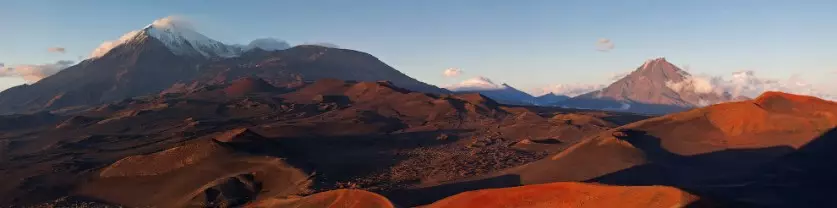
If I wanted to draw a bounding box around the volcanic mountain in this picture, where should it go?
[560,57,738,114]
[445,77,536,105]
[0,17,445,115]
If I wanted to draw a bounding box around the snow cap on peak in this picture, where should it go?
[445,76,508,91]
[89,15,289,59]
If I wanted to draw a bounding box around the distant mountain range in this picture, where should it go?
[0,19,445,114]
[445,58,745,114]
[0,18,749,115]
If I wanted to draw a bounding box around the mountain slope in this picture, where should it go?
[493,91,836,192]
[445,77,535,105]
[0,78,642,206]
[560,58,737,114]
[0,17,445,114]
[0,33,199,114]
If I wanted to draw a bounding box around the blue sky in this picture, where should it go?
[1,0,836,95]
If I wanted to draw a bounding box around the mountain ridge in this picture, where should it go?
[0,17,446,115]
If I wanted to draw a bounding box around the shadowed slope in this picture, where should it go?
[396,92,836,207]
[0,79,642,207]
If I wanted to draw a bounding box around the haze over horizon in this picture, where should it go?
[1,0,836,99]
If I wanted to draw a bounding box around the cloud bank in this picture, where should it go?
[665,70,836,100]
[665,75,719,94]
[528,83,605,97]
[443,68,463,77]
[0,60,75,83]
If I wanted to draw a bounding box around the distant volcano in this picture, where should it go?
[445,77,536,105]
[0,17,446,114]
[560,57,739,114]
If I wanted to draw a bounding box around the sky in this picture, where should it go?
[1,0,836,97]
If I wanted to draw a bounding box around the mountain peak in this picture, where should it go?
[90,16,290,59]
[638,57,680,73]
[630,57,688,82]
[642,57,667,65]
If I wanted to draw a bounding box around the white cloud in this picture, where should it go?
[664,70,835,101]
[443,68,463,77]
[0,60,75,83]
[609,71,630,82]
[48,47,66,53]
[90,30,141,58]
[665,75,720,94]
[150,15,193,30]
[596,38,615,52]
[528,83,605,97]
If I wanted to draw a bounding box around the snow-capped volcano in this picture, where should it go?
[445,77,536,105]
[91,16,289,58]
[445,76,508,91]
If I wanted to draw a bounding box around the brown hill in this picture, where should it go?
[247,189,395,208]
[222,77,280,97]
[422,182,699,208]
[495,91,836,188]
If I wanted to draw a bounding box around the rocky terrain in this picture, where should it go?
[0,77,646,207]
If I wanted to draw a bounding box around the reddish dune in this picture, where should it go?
[422,182,698,208]
[484,91,837,187]
[247,189,395,208]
